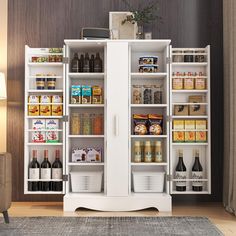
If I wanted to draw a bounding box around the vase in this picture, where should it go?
[136,25,144,39]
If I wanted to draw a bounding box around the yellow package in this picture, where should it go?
[28,105,39,116]
[40,105,51,116]
[196,131,207,142]
[185,131,195,142]
[185,120,195,130]
[196,120,207,130]
[173,131,184,142]
[52,105,63,116]
[173,120,184,130]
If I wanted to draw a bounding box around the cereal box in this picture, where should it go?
[174,105,188,116]
[92,86,102,104]
[51,105,63,116]
[52,95,63,103]
[40,95,51,103]
[46,119,59,129]
[71,85,81,104]
[28,105,40,116]
[173,131,184,142]
[28,95,40,103]
[46,131,59,143]
[196,120,207,130]
[86,148,102,162]
[40,105,51,116]
[82,85,92,104]
[173,120,184,130]
[32,119,45,130]
[185,131,196,142]
[185,120,195,130]
[196,131,207,142]
[32,131,46,143]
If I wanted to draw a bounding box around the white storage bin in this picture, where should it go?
[70,171,103,193]
[132,171,165,193]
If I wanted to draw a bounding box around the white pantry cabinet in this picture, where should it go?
[24,40,211,212]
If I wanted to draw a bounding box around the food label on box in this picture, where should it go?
[86,148,102,162]
[46,119,59,129]
[196,120,207,130]
[46,131,59,143]
[32,131,46,143]
[82,85,92,104]
[32,119,45,130]
[40,105,51,116]
[72,148,87,162]
[173,131,184,142]
[196,131,207,142]
[173,120,184,130]
[185,131,196,142]
[185,120,195,130]
[40,95,51,103]
[51,105,63,116]
[71,85,81,104]
[28,95,40,103]
[52,95,63,103]
[28,105,40,116]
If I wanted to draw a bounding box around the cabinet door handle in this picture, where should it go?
[114,115,119,136]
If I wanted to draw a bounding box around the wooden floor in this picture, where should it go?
[1,202,236,235]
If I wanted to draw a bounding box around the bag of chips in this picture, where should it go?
[148,114,163,135]
[133,114,148,135]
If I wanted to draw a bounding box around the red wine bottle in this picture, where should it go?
[94,53,102,72]
[89,54,95,72]
[192,150,203,191]
[83,53,90,72]
[41,150,51,191]
[71,53,80,72]
[28,150,40,191]
[175,149,187,191]
[52,149,63,192]
[80,54,84,72]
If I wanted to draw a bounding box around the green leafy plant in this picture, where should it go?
[121,0,162,25]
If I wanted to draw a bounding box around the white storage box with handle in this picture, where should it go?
[132,171,165,193]
[70,171,103,193]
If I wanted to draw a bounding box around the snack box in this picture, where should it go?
[196,131,207,142]
[46,119,59,129]
[51,105,63,116]
[32,131,46,143]
[72,148,87,162]
[172,78,183,90]
[52,95,63,103]
[28,95,40,104]
[82,85,92,104]
[173,120,184,130]
[185,120,195,130]
[40,95,51,103]
[32,119,46,130]
[196,120,207,130]
[86,148,102,162]
[189,95,206,115]
[46,131,59,143]
[185,131,196,142]
[139,56,158,65]
[40,105,51,116]
[71,85,81,104]
[139,65,158,73]
[173,131,184,142]
[174,105,188,116]
[28,105,40,116]
[92,86,102,104]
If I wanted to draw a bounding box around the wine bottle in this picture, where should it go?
[175,149,187,191]
[94,53,102,72]
[71,53,80,72]
[192,150,203,191]
[83,53,90,72]
[52,149,63,192]
[89,54,95,72]
[28,150,40,191]
[41,150,51,191]
[80,54,84,72]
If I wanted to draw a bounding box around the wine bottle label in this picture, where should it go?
[175,171,187,187]
[29,168,39,179]
[41,168,51,179]
[192,171,203,187]
[134,151,142,162]
[155,152,162,162]
[52,168,62,179]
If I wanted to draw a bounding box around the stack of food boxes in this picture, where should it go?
[72,148,102,162]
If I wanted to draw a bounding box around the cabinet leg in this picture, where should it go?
[2,211,9,223]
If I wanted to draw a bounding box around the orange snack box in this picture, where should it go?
[28,105,40,116]
[173,131,184,142]
[40,105,51,116]
[51,105,63,116]
[196,131,207,142]
[185,131,196,142]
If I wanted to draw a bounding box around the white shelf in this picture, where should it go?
[171,191,209,195]
[131,72,167,79]
[68,104,104,108]
[172,103,207,105]
[26,116,63,119]
[172,130,208,132]
[27,129,63,132]
[172,90,208,93]
[28,62,63,66]
[131,162,167,166]
[131,104,167,108]
[172,142,208,146]
[28,90,63,93]
[131,135,167,138]
[26,143,63,146]
[29,53,63,56]
[172,116,208,119]
[172,179,208,182]
[68,162,104,166]
[172,76,207,79]
[68,73,104,79]
[27,103,63,105]
[29,76,63,79]
[172,62,208,66]
[68,135,104,138]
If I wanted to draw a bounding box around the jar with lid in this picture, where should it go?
[143,85,152,104]
[144,141,152,162]
[71,113,81,135]
[153,85,163,104]
[154,141,162,162]
[134,141,142,162]
[184,50,194,62]
[132,85,142,104]
[82,113,92,135]
[172,50,184,62]
[195,50,205,62]
[93,114,103,135]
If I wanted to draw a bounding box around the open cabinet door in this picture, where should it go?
[106,42,129,196]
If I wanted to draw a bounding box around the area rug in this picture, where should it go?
[0,216,223,236]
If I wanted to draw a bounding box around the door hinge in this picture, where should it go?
[166,57,171,64]
[63,57,69,64]
[166,174,173,181]
[62,115,69,122]
[62,174,69,181]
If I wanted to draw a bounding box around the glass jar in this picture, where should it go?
[132,85,142,104]
[133,141,142,162]
[143,85,152,104]
[36,74,45,90]
[71,113,81,135]
[93,114,103,135]
[153,85,163,104]
[184,50,194,62]
[82,113,91,135]
[195,50,205,62]
[172,50,184,62]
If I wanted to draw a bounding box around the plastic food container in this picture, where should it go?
[139,65,158,73]
[139,56,158,65]
[172,50,183,62]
